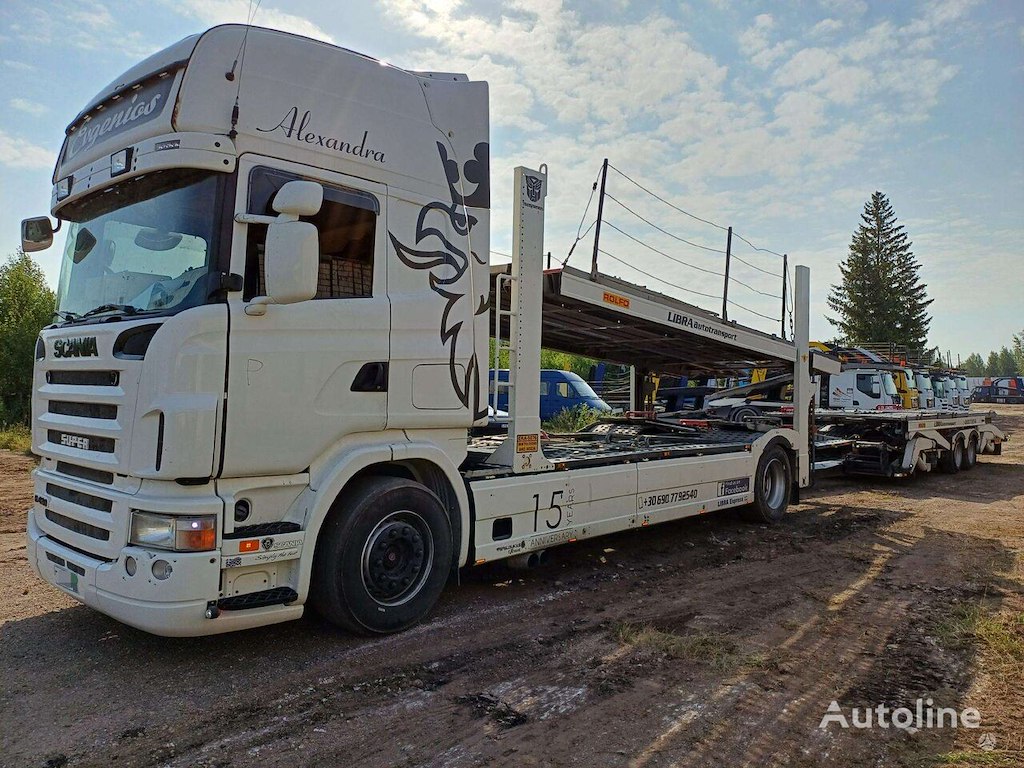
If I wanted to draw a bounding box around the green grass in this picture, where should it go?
[542,405,605,434]
[613,622,738,670]
[934,603,1024,674]
[0,424,32,454]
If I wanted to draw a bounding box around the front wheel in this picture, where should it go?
[310,477,453,635]
[741,444,792,524]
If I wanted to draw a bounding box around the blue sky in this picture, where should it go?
[0,0,1021,361]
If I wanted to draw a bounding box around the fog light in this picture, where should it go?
[152,559,173,580]
[125,556,137,576]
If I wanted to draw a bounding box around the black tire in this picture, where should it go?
[310,477,453,635]
[962,433,978,471]
[741,444,792,524]
[731,406,761,423]
[938,437,963,474]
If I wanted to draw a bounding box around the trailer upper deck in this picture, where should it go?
[491,265,797,374]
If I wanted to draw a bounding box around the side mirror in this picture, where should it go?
[243,180,323,316]
[245,221,319,315]
[22,217,54,252]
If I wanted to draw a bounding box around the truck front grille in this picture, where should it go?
[55,461,114,485]
[46,483,113,513]
[46,370,120,387]
[47,430,115,453]
[45,509,111,541]
[48,400,118,420]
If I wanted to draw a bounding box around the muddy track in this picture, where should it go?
[1,407,1021,768]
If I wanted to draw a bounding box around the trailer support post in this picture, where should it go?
[793,265,811,487]
[486,166,554,473]
[590,158,609,281]
[781,253,788,340]
[722,226,733,320]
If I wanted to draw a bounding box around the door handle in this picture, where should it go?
[351,362,388,392]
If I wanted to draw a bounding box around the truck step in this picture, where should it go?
[218,587,298,611]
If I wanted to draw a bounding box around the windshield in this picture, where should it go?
[881,373,898,396]
[915,374,933,391]
[934,379,948,397]
[56,170,224,318]
[903,369,916,389]
[570,379,601,399]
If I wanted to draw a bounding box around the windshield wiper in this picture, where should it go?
[81,304,144,318]
[53,310,81,323]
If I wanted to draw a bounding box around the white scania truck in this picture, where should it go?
[23,25,821,637]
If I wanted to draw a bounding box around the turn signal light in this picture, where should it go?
[239,539,260,553]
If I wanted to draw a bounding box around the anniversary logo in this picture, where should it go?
[257,107,386,164]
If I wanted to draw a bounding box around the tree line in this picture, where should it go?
[960,333,1024,377]
[0,251,55,425]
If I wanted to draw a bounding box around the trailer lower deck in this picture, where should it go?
[465,419,767,477]
[814,408,1006,477]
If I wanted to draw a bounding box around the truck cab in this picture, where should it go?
[893,368,920,409]
[914,371,936,409]
[932,375,957,410]
[824,369,901,411]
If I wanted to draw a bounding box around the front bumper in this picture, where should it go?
[27,511,302,637]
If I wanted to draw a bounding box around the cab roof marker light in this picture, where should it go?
[111,148,133,176]
[56,176,73,201]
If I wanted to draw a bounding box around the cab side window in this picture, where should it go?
[243,168,378,301]
[856,374,877,397]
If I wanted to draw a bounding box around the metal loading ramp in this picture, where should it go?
[491,265,798,374]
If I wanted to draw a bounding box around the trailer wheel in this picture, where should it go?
[310,477,453,635]
[742,445,791,524]
[962,432,978,470]
[938,437,963,474]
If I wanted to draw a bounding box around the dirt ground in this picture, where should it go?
[1,407,1021,768]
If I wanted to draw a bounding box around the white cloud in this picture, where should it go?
[175,0,336,43]
[0,130,55,170]
[810,18,843,37]
[10,98,48,116]
[3,59,34,72]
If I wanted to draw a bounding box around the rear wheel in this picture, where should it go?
[962,432,978,470]
[310,477,453,635]
[741,445,792,524]
[938,437,963,474]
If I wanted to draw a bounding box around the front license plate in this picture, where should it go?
[54,564,79,594]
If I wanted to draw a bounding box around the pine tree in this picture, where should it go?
[997,347,1018,375]
[962,353,985,376]
[827,192,932,347]
[1012,330,1024,373]
[985,351,1000,376]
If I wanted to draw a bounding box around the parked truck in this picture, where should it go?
[21,25,821,637]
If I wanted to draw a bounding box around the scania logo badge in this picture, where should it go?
[53,337,99,358]
[261,537,274,551]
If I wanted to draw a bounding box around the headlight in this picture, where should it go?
[129,511,217,552]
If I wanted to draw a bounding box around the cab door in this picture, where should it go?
[221,157,390,477]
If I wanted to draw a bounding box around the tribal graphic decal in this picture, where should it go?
[389,141,490,420]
